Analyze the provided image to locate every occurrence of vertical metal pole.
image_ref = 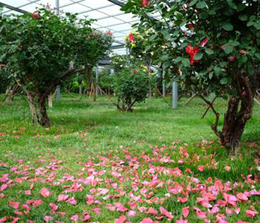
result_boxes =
[96,65,99,96]
[192,85,195,96]
[126,48,130,65]
[55,0,60,14]
[56,86,61,101]
[162,68,166,97]
[55,0,61,101]
[110,68,115,76]
[172,81,178,108]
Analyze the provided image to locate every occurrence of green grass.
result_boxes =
[0,94,260,222]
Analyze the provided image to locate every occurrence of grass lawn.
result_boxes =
[0,94,260,223]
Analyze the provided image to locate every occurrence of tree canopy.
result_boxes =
[122,0,260,153]
[0,8,113,126]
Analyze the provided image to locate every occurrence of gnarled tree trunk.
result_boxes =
[26,91,38,124]
[38,98,51,127]
[220,96,253,154]
[220,73,259,153]
[25,91,51,127]
[203,72,259,154]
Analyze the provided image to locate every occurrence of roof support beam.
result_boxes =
[111,44,125,49]
[107,0,125,7]
[0,2,29,14]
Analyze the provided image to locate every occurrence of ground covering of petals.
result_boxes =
[0,96,260,222]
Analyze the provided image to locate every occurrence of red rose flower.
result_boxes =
[32,13,40,19]
[220,45,226,51]
[141,0,150,7]
[188,24,194,30]
[128,33,135,42]
[133,69,138,73]
[229,56,236,62]
[200,38,209,47]
[106,32,113,36]
[239,50,248,54]
[186,45,199,65]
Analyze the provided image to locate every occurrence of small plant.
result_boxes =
[113,68,149,111]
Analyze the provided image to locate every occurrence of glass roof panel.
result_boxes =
[79,11,107,20]
[0,0,140,55]
[97,5,121,16]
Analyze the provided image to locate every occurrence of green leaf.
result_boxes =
[214,67,222,75]
[223,23,234,31]
[209,72,213,79]
[238,14,247,21]
[196,1,207,9]
[229,41,240,46]
[161,54,169,61]
[255,53,260,60]
[224,46,234,54]
[199,12,208,20]
[226,0,237,10]
[182,58,190,67]
[193,53,203,60]
[237,3,246,12]
[149,34,157,41]
[163,62,170,69]
[254,21,260,30]
[205,48,214,55]
[208,9,217,15]
[172,30,180,36]
[247,21,255,27]
[175,57,183,63]
[189,0,198,6]
[145,45,151,51]
[220,62,228,67]
[161,30,170,39]
[220,77,228,85]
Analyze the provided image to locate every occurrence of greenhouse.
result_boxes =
[0,0,260,222]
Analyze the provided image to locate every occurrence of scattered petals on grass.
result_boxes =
[176,217,188,223]
[71,214,79,222]
[43,216,54,222]
[246,209,259,218]
[141,218,154,223]
[198,165,204,172]
[115,215,127,223]
[0,140,260,222]
[40,188,51,198]
[160,206,173,219]
[224,166,231,171]
[182,206,190,218]
[237,193,248,201]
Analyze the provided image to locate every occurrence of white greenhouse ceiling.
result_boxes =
[0,0,136,55]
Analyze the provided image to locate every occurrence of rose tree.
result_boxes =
[113,67,150,111]
[122,0,260,153]
[0,8,112,126]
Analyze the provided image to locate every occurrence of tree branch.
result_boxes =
[41,67,86,102]
[200,95,221,138]
[201,96,217,119]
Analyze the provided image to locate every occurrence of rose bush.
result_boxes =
[0,8,112,126]
[113,67,149,111]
